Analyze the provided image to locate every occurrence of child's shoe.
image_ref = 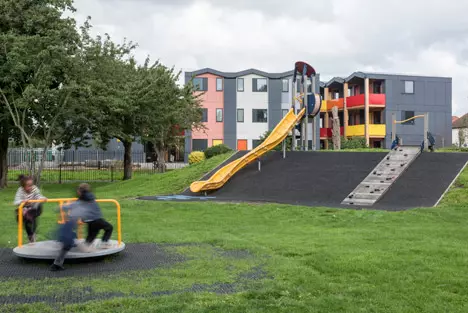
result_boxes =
[50,264,65,271]
[99,241,113,249]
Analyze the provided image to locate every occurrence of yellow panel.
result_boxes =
[212,140,223,146]
[346,124,386,138]
[369,124,386,137]
[320,100,328,112]
[346,125,365,137]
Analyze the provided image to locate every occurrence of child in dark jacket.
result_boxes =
[69,183,113,249]
[50,183,114,271]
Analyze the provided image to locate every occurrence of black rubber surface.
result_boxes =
[0,243,269,306]
[374,153,468,210]
[185,151,387,207]
[0,243,184,279]
[141,151,468,211]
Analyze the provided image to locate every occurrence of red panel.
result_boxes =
[346,94,386,108]
[346,94,364,108]
[320,127,344,137]
[369,93,386,105]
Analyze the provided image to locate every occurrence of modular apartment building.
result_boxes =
[184,68,452,161]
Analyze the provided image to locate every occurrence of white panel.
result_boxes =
[236,74,269,148]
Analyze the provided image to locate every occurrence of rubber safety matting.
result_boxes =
[140,151,468,211]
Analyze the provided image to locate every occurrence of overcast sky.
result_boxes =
[72,0,468,115]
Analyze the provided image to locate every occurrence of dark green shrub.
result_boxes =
[204,144,233,159]
[341,136,367,149]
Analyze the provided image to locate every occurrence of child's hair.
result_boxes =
[18,175,33,187]
[78,183,91,194]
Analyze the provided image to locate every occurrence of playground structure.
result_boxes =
[190,61,322,193]
[342,113,434,206]
[391,112,434,151]
[13,198,125,260]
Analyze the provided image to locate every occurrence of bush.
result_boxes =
[204,144,232,159]
[188,151,205,164]
[341,136,367,149]
[258,130,292,151]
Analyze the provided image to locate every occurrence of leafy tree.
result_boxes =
[77,25,145,180]
[0,0,91,186]
[138,62,205,172]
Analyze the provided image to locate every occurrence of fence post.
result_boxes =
[59,164,62,184]
[72,150,75,172]
[111,165,114,182]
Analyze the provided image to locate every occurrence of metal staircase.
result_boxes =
[341,146,422,206]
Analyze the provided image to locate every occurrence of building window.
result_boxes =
[252,139,262,149]
[402,111,415,125]
[192,139,208,151]
[237,78,244,92]
[373,81,384,94]
[216,108,223,122]
[237,109,244,122]
[252,78,268,92]
[308,83,313,93]
[282,79,289,92]
[404,81,414,94]
[193,77,208,91]
[373,111,382,124]
[216,78,223,91]
[282,109,289,117]
[201,108,208,122]
[252,109,268,123]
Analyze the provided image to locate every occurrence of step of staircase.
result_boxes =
[342,146,421,206]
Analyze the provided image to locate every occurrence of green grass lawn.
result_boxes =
[1,152,468,312]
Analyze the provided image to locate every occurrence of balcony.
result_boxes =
[320,127,344,138]
[346,94,386,109]
[327,98,344,110]
[346,124,386,138]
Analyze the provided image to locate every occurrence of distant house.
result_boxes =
[452,113,468,147]
[452,116,459,123]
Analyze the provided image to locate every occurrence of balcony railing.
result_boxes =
[346,94,386,109]
[346,124,386,137]
[320,127,344,138]
[326,98,344,110]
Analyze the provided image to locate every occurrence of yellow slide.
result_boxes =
[190,107,306,193]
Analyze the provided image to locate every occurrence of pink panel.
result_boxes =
[191,74,224,147]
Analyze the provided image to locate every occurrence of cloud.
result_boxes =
[72,0,468,115]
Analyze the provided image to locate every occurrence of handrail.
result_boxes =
[393,115,425,124]
[17,198,122,248]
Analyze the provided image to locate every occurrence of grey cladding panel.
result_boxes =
[268,79,282,130]
[223,78,237,150]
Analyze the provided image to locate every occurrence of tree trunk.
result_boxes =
[123,140,132,180]
[155,145,167,173]
[0,128,8,189]
[35,145,49,187]
[331,106,341,150]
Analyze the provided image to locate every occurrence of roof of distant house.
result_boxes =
[452,113,468,128]
[452,116,459,123]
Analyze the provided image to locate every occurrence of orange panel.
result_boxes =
[237,140,248,151]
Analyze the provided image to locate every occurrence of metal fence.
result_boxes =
[7,149,187,183]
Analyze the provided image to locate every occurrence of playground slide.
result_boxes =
[190,107,306,193]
